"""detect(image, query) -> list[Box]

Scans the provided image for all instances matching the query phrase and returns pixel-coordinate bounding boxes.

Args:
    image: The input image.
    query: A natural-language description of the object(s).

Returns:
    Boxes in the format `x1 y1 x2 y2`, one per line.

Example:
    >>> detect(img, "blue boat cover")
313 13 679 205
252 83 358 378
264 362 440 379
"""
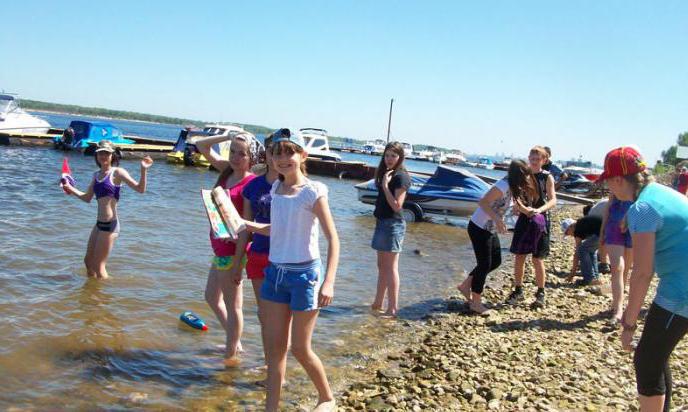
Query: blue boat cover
414 165 490 201
68 120 134 148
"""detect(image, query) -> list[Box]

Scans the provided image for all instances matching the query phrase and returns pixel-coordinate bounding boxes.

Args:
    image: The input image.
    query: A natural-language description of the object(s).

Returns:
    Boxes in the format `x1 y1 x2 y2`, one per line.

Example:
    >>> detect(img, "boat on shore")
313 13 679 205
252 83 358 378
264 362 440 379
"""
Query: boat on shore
0 94 52 135
354 165 490 222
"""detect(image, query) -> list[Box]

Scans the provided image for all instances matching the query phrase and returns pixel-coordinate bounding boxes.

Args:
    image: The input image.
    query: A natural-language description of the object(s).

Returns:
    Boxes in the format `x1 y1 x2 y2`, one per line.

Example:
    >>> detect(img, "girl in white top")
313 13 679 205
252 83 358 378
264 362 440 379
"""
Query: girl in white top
244 129 339 412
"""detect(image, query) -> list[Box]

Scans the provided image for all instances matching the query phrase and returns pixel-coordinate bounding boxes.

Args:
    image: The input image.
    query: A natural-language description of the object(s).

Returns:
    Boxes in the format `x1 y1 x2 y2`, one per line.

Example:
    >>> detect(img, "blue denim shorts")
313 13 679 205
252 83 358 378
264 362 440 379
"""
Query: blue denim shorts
260 260 323 311
371 218 406 253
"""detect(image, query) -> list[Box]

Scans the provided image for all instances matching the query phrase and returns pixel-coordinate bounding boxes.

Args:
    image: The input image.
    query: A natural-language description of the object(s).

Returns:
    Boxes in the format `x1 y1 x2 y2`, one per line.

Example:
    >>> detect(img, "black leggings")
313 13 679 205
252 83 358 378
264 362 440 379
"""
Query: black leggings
467 221 502 294
634 303 688 411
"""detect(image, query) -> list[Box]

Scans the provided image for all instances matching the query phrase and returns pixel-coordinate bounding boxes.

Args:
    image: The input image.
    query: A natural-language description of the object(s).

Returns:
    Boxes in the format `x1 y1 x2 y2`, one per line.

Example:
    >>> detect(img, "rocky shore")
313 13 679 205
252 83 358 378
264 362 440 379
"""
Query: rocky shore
336 206 688 411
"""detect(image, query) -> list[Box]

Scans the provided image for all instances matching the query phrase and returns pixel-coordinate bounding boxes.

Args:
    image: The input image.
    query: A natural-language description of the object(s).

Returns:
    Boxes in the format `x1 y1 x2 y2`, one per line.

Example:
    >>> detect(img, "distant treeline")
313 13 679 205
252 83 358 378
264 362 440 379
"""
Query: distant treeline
21 99 274 136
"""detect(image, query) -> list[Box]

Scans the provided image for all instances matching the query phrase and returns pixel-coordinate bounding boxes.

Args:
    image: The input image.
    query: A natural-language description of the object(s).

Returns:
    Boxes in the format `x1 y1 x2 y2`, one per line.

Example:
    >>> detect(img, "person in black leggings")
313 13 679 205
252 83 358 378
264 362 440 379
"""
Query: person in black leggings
458 160 536 315
600 146 688 411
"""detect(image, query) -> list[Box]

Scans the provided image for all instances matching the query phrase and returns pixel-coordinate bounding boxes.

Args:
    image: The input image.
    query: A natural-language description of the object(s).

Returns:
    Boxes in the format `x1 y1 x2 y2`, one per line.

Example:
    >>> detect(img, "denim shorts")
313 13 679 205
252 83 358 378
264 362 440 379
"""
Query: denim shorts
260 260 323 311
371 218 406 253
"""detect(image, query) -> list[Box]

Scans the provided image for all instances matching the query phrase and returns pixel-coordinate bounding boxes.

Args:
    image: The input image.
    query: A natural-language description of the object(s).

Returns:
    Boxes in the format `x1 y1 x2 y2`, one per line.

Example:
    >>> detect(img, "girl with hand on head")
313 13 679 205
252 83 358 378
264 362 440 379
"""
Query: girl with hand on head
62 140 152 280
243 129 339 412
195 131 259 366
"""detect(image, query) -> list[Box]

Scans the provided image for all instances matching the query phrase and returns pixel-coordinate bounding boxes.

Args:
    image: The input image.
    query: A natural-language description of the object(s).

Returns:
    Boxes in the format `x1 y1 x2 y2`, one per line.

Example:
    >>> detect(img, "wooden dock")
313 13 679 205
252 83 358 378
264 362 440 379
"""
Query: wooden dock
306 158 376 180
0 129 174 159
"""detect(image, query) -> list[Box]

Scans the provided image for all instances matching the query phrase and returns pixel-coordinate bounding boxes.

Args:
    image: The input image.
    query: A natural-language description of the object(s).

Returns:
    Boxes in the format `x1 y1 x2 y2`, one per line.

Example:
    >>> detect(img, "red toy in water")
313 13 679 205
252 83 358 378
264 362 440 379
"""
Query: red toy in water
59 158 76 194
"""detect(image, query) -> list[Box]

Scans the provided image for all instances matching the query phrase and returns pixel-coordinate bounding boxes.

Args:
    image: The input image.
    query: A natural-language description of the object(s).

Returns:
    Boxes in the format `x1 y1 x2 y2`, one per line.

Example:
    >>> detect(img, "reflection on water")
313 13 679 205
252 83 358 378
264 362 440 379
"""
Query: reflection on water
0 140 478 408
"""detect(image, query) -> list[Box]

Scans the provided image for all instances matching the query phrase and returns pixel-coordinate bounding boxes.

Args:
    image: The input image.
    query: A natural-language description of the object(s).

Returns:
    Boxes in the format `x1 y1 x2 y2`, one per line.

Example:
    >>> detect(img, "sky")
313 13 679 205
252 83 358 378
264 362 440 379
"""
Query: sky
2 1 687 164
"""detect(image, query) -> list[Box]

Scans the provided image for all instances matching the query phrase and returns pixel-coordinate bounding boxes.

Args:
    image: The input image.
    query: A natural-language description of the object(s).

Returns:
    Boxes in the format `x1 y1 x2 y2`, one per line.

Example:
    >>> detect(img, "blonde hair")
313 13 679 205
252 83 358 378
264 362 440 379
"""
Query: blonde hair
624 170 655 200
529 145 549 159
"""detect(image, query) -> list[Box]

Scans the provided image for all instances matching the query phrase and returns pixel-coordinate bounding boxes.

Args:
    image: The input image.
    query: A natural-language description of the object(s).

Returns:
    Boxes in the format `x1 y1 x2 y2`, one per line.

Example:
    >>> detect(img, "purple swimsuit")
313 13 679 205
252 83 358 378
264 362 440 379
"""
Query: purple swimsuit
93 170 121 201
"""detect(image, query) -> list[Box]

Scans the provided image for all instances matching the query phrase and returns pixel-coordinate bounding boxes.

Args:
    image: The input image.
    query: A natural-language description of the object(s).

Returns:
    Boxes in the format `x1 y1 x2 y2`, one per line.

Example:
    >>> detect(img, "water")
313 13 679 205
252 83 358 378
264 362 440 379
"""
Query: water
1 114 485 409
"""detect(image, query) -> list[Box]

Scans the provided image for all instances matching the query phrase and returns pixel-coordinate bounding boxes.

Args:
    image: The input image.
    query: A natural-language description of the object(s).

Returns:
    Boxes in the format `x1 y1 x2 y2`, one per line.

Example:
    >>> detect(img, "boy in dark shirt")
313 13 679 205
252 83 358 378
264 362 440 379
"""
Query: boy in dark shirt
561 215 602 286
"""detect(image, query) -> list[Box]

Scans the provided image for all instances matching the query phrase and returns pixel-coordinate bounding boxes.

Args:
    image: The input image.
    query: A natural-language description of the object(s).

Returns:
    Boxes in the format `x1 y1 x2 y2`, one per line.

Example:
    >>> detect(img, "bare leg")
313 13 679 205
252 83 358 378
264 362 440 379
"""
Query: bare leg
514 254 527 286
291 310 334 409
624 247 634 287
458 275 472 301
205 268 228 331
607 245 625 320
532 256 546 288
84 226 99 277
638 395 665 412
263 301 292 412
91 230 117 279
220 271 243 363
251 278 267 364
380 251 400 316
371 251 387 311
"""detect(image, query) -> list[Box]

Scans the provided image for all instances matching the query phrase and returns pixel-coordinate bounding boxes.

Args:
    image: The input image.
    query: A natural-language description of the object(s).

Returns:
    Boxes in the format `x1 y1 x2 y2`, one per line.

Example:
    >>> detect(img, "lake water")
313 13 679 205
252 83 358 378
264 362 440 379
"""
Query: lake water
0 113 494 409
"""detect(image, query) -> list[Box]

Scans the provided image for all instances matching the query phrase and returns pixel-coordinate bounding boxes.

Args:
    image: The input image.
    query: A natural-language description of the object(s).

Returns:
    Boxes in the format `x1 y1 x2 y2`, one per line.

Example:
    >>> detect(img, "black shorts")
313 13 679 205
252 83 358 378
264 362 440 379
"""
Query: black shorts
96 219 120 233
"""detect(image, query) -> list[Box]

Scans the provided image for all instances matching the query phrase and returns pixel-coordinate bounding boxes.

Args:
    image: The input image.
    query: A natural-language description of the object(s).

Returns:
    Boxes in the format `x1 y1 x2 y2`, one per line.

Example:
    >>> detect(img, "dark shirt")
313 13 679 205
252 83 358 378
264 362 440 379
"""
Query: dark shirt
574 215 602 239
374 169 412 220
241 174 272 254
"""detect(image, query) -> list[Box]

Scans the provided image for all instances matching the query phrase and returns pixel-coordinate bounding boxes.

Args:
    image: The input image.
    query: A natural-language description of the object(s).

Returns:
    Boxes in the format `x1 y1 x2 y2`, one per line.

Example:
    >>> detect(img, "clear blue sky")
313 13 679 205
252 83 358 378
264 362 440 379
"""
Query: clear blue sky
2 1 687 164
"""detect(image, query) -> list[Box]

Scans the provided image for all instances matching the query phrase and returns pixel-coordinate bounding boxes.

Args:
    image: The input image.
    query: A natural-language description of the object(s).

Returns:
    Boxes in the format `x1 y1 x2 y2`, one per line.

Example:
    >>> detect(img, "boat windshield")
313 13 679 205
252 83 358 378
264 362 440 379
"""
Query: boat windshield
0 96 18 114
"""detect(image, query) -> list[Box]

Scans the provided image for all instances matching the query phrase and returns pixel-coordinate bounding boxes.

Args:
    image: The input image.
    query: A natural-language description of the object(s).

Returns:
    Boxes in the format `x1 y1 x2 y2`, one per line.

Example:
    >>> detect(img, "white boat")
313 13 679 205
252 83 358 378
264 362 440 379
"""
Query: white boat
431 152 447 163
444 152 467 165
299 128 341 162
362 140 385 155
401 142 414 157
475 157 495 170
0 94 51 134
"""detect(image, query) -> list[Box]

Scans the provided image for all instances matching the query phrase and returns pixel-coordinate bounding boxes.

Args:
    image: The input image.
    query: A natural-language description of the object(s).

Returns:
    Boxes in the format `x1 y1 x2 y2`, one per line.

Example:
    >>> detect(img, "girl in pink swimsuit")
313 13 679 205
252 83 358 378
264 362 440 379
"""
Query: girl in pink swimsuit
62 140 153 279
195 131 260 365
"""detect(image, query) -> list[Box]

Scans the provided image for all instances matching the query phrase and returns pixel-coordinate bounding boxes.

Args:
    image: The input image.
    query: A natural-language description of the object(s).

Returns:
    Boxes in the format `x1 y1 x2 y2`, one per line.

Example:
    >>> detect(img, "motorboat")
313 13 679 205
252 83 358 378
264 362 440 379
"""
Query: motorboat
0 94 51 134
475 157 495 170
401 142 413 157
299 128 341 162
53 120 134 151
354 165 490 222
444 152 467 165
431 152 447 163
167 124 244 167
362 139 385 155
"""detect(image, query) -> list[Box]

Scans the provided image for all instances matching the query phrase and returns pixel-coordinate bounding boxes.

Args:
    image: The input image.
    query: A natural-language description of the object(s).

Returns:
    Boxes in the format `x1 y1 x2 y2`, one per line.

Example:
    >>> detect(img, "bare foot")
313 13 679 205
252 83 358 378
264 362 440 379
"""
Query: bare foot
469 303 492 316
457 281 471 301
370 304 384 313
378 311 397 319
313 399 336 412
223 356 241 368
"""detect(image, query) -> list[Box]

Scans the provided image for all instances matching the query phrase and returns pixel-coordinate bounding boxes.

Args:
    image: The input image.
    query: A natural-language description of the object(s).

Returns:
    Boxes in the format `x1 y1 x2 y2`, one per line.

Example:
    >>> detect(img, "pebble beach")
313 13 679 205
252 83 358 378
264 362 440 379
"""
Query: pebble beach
333 205 688 412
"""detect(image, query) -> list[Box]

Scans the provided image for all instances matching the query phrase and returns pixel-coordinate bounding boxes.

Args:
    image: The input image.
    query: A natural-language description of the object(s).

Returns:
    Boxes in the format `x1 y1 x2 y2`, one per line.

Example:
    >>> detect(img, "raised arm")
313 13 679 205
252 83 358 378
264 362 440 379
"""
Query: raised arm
194 133 236 172
313 196 339 307
114 157 153 194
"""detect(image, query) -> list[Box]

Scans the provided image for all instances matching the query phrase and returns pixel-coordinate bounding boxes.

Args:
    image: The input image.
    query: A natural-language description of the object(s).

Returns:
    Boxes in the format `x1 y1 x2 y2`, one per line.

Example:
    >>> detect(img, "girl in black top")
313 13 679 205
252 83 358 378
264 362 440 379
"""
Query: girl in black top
506 146 557 309
370 142 412 318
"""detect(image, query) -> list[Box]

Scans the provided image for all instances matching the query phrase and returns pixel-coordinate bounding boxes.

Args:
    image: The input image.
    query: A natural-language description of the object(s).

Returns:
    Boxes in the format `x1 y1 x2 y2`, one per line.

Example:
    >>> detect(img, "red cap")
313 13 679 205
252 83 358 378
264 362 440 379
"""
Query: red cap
598 146 646 181
201 325 208 331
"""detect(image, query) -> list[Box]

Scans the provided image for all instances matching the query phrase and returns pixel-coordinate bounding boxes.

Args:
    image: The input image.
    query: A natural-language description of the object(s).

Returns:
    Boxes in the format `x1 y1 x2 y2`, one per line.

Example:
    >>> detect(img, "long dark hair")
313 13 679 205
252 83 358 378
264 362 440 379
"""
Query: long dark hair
214 136 255 187
508 159 539 206
375 142 406 188
272 140 308 181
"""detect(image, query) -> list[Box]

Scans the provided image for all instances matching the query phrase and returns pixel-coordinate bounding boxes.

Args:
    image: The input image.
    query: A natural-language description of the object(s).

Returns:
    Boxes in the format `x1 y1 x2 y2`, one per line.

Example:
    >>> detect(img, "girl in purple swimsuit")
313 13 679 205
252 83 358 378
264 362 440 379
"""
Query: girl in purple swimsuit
62 140 153 279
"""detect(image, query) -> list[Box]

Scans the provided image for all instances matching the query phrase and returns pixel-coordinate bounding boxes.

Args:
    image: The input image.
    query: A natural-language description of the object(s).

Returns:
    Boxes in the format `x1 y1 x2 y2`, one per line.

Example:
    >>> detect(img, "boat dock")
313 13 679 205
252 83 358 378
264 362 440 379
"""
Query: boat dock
0 129 175 159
